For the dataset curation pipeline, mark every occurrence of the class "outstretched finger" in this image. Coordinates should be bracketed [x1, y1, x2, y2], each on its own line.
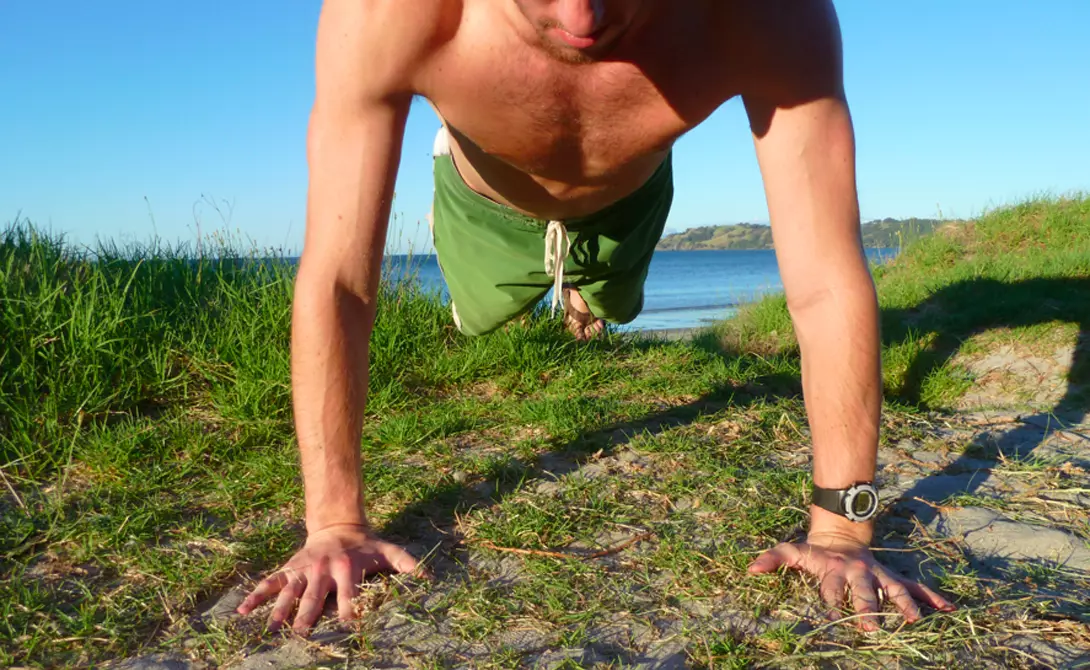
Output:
[331, 557, 361, 622]
[820, 572, 847, 619]
[747, 543, 801, 574]
[905, 579, 956, 612]
[382, 543, 423, 577]
[875, 571, 921, 624]
[237, 571, 288, 615]
[847, 573, 880, 632]
[293, 568, 333, 634]
[267, 574, 306, 632]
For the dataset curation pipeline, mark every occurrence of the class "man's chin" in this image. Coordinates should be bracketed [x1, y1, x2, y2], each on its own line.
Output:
[541, 39, 614, 64]
[542, 44, 594, 64]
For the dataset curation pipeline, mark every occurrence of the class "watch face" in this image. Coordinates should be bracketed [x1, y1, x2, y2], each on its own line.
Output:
[844, 484, 879, 521]
[851, 490, 876, 516]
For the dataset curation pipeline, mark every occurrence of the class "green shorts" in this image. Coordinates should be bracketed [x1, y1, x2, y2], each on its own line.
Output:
[430, 133, 674, 336]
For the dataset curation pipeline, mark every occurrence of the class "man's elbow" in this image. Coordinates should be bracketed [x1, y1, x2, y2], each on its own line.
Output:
[784, 271, 877, 323]
[295, 254, 378, 324]
[785, 284, 833, 318]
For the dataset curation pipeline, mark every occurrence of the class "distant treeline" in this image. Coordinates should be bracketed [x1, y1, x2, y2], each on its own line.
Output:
[657, 218, 949, 251]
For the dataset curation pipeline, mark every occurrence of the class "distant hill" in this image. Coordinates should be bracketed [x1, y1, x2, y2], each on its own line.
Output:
[657, 218, 947, 251]
[859, 218, 946, 248]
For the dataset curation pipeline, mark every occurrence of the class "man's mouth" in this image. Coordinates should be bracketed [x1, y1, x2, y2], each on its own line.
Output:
[550, 26, 604, 49]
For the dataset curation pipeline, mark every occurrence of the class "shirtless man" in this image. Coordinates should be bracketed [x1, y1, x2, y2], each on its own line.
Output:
[237, 0, 957, 635]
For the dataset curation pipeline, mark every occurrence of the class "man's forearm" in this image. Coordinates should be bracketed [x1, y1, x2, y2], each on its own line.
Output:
[792, 271, 882, 544]
[291, 268, 375, 533]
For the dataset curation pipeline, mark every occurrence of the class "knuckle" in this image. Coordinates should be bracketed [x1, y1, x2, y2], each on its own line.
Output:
[303, 563, 323, 580]
[853, 590, 878, 606]
[299, 591, 326, 604]
[886, 584, 910, 599]
[821, 558, 845, 573]
[283, 580, 305, 596]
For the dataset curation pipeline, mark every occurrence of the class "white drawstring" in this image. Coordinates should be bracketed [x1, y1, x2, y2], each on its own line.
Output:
[544, 220, 571, 316]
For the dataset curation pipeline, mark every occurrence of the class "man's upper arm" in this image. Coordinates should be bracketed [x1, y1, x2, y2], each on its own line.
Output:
[300, 0, 443, 296]
[741, 0, 867, 312]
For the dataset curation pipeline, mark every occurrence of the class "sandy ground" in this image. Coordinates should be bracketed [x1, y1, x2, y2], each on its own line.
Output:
[114, 337, 1090, 670]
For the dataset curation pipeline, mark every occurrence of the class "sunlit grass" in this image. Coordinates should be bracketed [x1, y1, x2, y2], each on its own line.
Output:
[2, 193, 1088, 666]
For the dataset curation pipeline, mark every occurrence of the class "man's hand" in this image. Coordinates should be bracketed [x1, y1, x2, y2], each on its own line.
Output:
[748, 533, 956, 631]
[236, 524, 422, 634]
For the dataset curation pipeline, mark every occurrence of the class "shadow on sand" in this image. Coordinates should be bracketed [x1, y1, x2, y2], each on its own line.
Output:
[377, 278, 1088, 574]
[220, 277, 1088, 664]
[882, 277, 1089, 537]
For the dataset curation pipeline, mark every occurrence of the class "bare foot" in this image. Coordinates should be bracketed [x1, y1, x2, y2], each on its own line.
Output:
[563, 287, 605, 341]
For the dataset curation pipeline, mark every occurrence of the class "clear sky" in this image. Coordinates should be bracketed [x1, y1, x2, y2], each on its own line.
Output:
[2, 2, 1088, 254]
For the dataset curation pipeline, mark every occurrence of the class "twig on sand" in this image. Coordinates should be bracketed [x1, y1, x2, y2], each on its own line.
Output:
[870, 539, 960, 554]
[476, 532, 655, 560]
[962, 415, 1021, 427]
[909, 515, 964, 560]
[1024, 495, 1083, 510]
[0, 465, 27, 513]
[902, 455, 943, 470]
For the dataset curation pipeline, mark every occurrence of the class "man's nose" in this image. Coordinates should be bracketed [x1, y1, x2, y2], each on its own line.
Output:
[556, 0, 605, 37]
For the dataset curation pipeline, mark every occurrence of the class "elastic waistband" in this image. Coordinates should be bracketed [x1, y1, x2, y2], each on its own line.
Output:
[435, 150, 673, 234]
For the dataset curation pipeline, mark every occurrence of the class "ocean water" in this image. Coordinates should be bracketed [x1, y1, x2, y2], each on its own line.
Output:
[384, 248, 897, 332]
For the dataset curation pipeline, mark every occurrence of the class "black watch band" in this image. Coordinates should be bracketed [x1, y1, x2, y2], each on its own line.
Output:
[812, 482, 880, 522]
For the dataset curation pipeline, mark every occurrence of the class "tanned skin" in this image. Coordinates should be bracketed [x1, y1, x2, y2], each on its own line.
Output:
[237, 0, 957, 634]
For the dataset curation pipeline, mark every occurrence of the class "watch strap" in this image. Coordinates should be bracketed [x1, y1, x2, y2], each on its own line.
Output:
[811, 485, 844, 515]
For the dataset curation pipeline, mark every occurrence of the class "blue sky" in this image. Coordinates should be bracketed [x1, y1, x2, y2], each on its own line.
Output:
[2, 2, 1088, 254]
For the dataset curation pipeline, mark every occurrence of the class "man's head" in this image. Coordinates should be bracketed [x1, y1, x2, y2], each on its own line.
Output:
[511, 0, 650, 63]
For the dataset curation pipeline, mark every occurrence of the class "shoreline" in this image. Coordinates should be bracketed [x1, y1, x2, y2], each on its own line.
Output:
[630, 326, 704, 341]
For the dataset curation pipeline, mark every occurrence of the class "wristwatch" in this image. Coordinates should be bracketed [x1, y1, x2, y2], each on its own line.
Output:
[812, 482, 880, 522]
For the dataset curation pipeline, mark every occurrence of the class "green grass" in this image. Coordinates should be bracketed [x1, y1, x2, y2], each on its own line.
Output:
[715, 193, 1090, 411]
[2, 194, 1089, 668]
[0, 221, 744, 665]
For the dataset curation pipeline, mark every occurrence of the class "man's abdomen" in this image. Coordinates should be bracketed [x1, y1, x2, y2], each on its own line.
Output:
[429, 128, 674, 335]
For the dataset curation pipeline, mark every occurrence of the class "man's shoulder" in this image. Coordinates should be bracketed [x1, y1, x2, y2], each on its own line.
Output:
[728, 0, 844, 102]
[364, 0, 462, 58]
[317, 0, 463, 96]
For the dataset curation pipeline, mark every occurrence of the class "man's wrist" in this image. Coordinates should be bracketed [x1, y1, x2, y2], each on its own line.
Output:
[808, 504, 874, 546]
[307, 521, 372, 538]
[306, 509, 369, 535]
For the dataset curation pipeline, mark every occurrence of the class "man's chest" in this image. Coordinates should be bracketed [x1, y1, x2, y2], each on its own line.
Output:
[418, 30, 734, 182]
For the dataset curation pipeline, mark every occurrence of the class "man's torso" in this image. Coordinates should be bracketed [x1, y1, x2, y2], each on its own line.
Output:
[410, 0, 794, 220]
